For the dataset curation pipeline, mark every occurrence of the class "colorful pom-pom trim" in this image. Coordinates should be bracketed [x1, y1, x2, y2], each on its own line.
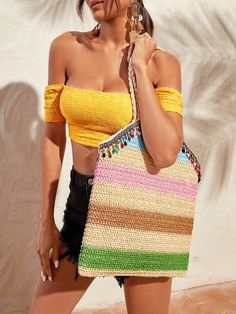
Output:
[98, 121, 140, 159]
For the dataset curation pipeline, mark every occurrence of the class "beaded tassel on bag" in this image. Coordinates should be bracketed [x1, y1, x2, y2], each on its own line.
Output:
[77, 52, 201, 278]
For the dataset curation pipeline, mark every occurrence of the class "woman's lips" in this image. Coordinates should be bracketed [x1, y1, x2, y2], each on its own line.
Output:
[91, 1, 104, 9]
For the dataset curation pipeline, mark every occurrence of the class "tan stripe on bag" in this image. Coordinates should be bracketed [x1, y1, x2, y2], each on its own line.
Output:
[91, 181, 195, 218]
[83, 224, 191, 252]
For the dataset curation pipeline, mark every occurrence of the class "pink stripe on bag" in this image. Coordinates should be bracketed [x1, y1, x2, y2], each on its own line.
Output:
[95, 162, 198, 200]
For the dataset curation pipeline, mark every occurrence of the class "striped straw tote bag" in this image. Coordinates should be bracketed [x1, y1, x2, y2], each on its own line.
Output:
[77, 53, 202, 278]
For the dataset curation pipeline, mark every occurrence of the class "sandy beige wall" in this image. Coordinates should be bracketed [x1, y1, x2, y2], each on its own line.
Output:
[0, 0, 236, 312]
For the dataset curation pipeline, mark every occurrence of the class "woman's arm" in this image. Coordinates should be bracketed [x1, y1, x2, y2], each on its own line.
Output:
[133, 51, 184, 168]
[40, 123, 66, 224]
[40, 35, 67, 224]
[37, 34, 67, 282]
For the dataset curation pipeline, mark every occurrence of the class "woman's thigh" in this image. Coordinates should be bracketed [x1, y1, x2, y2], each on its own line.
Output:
[123, 276, 172, 314]
[30, 167, 96, 314]
[29, 242, 95, 314]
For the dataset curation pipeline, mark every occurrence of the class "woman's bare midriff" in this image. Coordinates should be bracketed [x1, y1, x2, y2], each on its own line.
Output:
[62, 30, 161, 176]
[71, 139, 98, 176]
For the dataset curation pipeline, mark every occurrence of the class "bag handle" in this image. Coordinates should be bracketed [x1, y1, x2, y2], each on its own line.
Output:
[128, 55, 139, 122]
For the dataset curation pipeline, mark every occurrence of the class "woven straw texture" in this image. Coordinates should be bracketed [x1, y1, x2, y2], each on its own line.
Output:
[77, 119, 201, 277]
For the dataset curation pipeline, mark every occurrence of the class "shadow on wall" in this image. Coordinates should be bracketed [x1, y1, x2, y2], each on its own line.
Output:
[15, 0, 85, 29]
[184, 55, 236, 206]
[0, 82, 44, 313]
[155, 6, 236, 204]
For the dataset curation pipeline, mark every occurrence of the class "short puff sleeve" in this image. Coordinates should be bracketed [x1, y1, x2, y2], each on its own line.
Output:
[44, 84, 66, 122]
[155, 87, 183, 116]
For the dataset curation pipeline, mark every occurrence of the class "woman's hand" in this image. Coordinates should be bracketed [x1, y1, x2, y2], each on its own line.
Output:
[36, 221, 60, 282]
[127, 31, 158, 70]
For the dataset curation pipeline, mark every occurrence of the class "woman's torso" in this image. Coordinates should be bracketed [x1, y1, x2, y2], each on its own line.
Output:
[60, 31, 161, 175]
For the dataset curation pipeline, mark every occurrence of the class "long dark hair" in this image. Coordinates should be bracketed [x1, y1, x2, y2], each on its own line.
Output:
[76, 0, 154, 37]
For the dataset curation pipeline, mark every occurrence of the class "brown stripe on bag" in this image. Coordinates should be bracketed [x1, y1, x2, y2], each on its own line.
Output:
[87, 203, 194, 235]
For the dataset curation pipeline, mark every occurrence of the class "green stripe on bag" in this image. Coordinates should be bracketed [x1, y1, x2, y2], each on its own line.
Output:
[79, 246, 189, 271]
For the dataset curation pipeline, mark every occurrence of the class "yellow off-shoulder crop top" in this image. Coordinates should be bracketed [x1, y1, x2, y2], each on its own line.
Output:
[44, 84, 183, 148]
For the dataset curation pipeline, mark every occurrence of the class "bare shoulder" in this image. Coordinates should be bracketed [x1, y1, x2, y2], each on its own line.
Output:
[152, 48, 180, 68]
[51, 31, 84, 48]
[50, 30, 93, 48]
[48, 30, 93, 68]
[150, 49, 182, 91]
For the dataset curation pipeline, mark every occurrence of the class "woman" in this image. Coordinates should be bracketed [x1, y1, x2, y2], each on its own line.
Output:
[30, 0, 184, 313]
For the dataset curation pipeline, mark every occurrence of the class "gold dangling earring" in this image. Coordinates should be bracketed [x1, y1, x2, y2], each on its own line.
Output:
[92, 22, 101, 37]
[127, 0, 144, 34]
